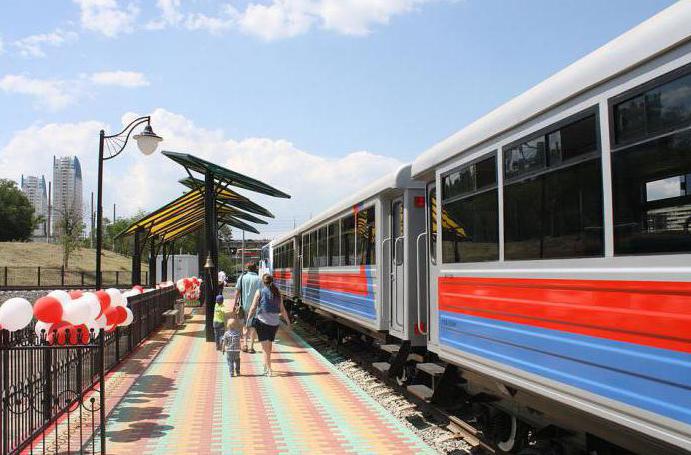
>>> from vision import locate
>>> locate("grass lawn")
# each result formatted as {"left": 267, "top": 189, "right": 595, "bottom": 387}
{"left": 0, "top": 242, "right": 148, "bottom": 286}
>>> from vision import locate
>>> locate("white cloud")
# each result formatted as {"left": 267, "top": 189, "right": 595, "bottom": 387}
{"left": 145, "top": 0, "right": 440, "bottom": 41}
{"left": 14, "top": 29, "right": 78, "bottom": 58}
{"left": 90, "top": 71, "right": 149, "bottom": 87}
{"left": 73, "top": 0, "right": 139, "bottom": 38}
{"left": 238, "top": 1, "right": 314, "bottom": 40}
{"left": 0, "top": 108, "right": 402, "bottom": 239}
{"left": 146, "top": 0, "right": 184, "bottom": 30}
{"left": 0, "top": 75, "right": 76, "bottom": 110}
{"left": 184, "top": 12, "right": 234, "bottom": 34}
{"left": 0, "top": 71, "right": 150, "bottom": 111}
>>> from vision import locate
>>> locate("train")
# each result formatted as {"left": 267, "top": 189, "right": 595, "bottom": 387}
{"left": 267, "top": 3, "right": 691, "bottom": 454}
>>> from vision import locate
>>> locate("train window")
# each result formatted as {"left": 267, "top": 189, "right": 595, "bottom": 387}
{"left": 614, "top": 70, "right": 691, "bottom": 146}
{"left": 327, "top": 222, "right": 339, "bottom": 266}
{"left": 611, "top": 68, "right": 691, "bottom": 255}
{"left": 442, "top": 155, "right": 498, "bottom": 263}
{"left": 392, "top": 200, "right": 404, "bottom": 266}
{"left": 341, "top": 215, "right": 356, "bottom": 266}
{"left": 427, "top": 184, "right": 437, "bottom": 264}
{"left": 357, "top": 206, "right": 376, "bottom": 265}
{"left": 288, "top": 243, "right": 294, "bottom": 268}
{"left": 504, "top": 137, "right": 546, "bottom": 180}
{"left": 302, "top": 234, "right": 309, "bottom": 268}
{"left": 504, "top": 113, "right": 603, "bottom": 260}
{"left": 317, "top": 226, "right": 328, "bottom": 267}
{"left": 612, "top": 130, "right": 691, "bottom": 254}
{"left": 309, "top": 230, "right": 317, "bottom": 268}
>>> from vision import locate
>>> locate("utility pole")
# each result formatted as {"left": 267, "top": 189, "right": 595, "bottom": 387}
{"left": 90, "top": 192, "right": 94, "bottom": 248}
{"left": 112, "top": 203, "right": 116, "bottom": 251}
{"left": 47, "top": 181, "right": 52, "bottom": 242}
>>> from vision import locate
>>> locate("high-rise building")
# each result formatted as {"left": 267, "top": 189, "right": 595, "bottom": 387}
{"left": 20, "top": 175, "right": 48, "bottom": 237}
{"left": 52, "top": 156, "right": 83, "bottom": 236}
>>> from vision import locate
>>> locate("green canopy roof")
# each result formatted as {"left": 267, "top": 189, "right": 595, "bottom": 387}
{"left": 178, "top": 176, "right": 275, "bottom": 218}
{"left": 164, "top": 151, "right": 291, "bottom": 199}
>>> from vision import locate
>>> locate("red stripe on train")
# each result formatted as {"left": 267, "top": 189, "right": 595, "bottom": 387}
{"left": 439, "top": 276, "right": 691, "bottom": 353}
{"left": 302, "top": 267, "right": 369, "bottom": 296}
{"left": 273, "top": 269, "right": 292, "bottom": 280}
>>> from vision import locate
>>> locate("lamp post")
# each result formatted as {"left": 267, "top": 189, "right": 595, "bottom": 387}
{"left": 96, "top": 116, "right": 162, "bottom": 289}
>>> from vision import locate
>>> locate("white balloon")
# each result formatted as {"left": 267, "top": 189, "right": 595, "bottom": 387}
{"left": 62, "top": 299, "right": 91, "bottom": 326}
{"left": 34, "top": 321, "right": 53, "bottom": 338}
{"left": 95, "top": 314, "right": 107, "bottom": 329}
{"left": 47, "top": 290, "right": 70, "bottom": 307}
{"left": 0, "top": 298, "right": 33, "bottom": 332}
{"left": 80, "top": 293, "right": 101, "bottom": 320}
{"left": 105, "top": 288, "right": 124, "bottom": 307}
{"left": 121, "top": 307, "right": 134, "bottom": 326}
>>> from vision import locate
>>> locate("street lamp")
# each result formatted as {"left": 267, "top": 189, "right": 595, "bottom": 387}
{"left": 96, "top": 116, "right": 162, "bottom": 289}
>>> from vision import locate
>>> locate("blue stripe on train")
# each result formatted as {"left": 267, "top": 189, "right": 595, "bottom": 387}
{"left": 439, "top": 311, "right": 691, "bottom": 425}
{"left": 302, "top": 268, "right": 377, "bottom": 320}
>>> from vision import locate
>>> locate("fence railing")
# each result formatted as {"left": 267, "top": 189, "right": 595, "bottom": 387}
{"left": 0, "top": 287, "right": 177, "bottom": 454}
{"left": 0, "top": 267, "right": 150, "bottom": 289}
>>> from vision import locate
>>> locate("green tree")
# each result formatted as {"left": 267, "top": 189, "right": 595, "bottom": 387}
{"left": 0, "top": 179, "right": 36, "bottom": 241}
{"left": 55, "top": 201, "right": 84, "bottom": 268}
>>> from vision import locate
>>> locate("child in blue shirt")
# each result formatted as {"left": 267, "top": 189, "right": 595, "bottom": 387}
{"left": 221, "top": 317, "right": 243, "bottom": 376}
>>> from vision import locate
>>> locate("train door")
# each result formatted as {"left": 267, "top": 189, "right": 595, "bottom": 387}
{"left": 390, "top": 197, "right": 406, "bottom": 332}
{"left": 426, "top": 182, "right": 439, "bottom": 345}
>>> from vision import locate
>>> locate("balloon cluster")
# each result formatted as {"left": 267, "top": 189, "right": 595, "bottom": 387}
{"left": 0, "top": 286, "right": 144, "bottom": 344}
{"left": 176, "top": 277, "right": 201, "bottom": 301}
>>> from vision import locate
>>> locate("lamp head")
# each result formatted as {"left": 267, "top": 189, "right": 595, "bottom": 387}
{"left": 133, "top": 124, "right": 162, "bottom": 156}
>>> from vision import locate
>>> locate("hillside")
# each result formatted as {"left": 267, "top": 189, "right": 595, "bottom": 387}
{"left": 0, "top": 242, "right": 148, "bottom": 271}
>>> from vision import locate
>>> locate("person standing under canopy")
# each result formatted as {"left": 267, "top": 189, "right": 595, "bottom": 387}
{"left": 235, "top": 262, "right": 261, "bottom": 353}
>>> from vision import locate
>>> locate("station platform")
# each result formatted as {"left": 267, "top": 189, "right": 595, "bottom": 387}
{"left": 54, "top": 309, "right": 434, "bottom": 454}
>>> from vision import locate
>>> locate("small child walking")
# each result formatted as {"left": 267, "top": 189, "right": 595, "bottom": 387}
{"left": 221, "top": 317, "right": 243, "bottom": 377}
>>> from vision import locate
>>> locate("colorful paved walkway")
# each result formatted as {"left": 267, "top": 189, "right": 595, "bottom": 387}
{"left": 94, "top": 312, "right": 434, "bottom": 454}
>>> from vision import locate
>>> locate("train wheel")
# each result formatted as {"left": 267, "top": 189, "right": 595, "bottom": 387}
{"left": 488, "top": 412, "right": 527, "bottom": 453}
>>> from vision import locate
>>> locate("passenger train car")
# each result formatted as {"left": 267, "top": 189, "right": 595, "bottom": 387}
{"left": 272, "top": 165, "right": 429, "bottom": 346}
{"left": 269, "top": 3, "right": 691, "bottom": 454}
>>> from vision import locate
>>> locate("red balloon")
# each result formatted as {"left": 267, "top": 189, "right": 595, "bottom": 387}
{"left": 133, "top": 285, "right": 144, "bottom": 293}
{"left": 94, "top": 290, "right": 111, "bottom": 316}
{"left": 69, "top": 290, "right": 83, "bottom": 299}
{"left": 33, "top": 296, "right": 63, "bottom": 323}
{"left": 47, "top": 322, "right": 75, "bottom": 345}
{"left": 113, "top": 306, "right": 127, "bottom": 325}
{"left": 104, "top": 306, "right": 126, "bottom": 326}
{"left": 105, "top": 324, "right": 117, "bottom": 333}
{"left": 73, "top": 324, "right": 92, "bottom": 344}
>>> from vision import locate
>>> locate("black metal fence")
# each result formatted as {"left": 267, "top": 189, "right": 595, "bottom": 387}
{"left": 0, "top": 287, "right": 176, "bottom": 454}
{"left": 0, "top": 267, "right": 150, "bottom": 290}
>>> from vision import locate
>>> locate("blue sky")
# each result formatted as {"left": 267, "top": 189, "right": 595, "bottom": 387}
{"left": 0, "top": 0, "right": 677, "bottom": 238}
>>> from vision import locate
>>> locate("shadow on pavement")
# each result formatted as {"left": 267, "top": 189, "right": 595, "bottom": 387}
{"left": 106, "top": 374, "right": 176, "bottom": 443}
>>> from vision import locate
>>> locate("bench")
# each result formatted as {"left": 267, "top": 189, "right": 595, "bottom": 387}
{"left": 163, "top": 309, "right": 179, "bottom": 329}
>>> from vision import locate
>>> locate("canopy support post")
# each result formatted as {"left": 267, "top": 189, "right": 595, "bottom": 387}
{"left": 148, "top": 238, "right": 158, "bottom": 288}
{"left": 132, "top": 228, "right": 143, "bottom": 286}
{"left": 161, "top": 243, "right": 168, "bottom": 282}
{"left": 204, "top": 171, "right": 219, "bottom": 342}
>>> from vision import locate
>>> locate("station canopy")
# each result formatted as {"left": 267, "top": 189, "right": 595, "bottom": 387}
{"left": 116, "top": 151, "right": 290, "bottom": 245}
